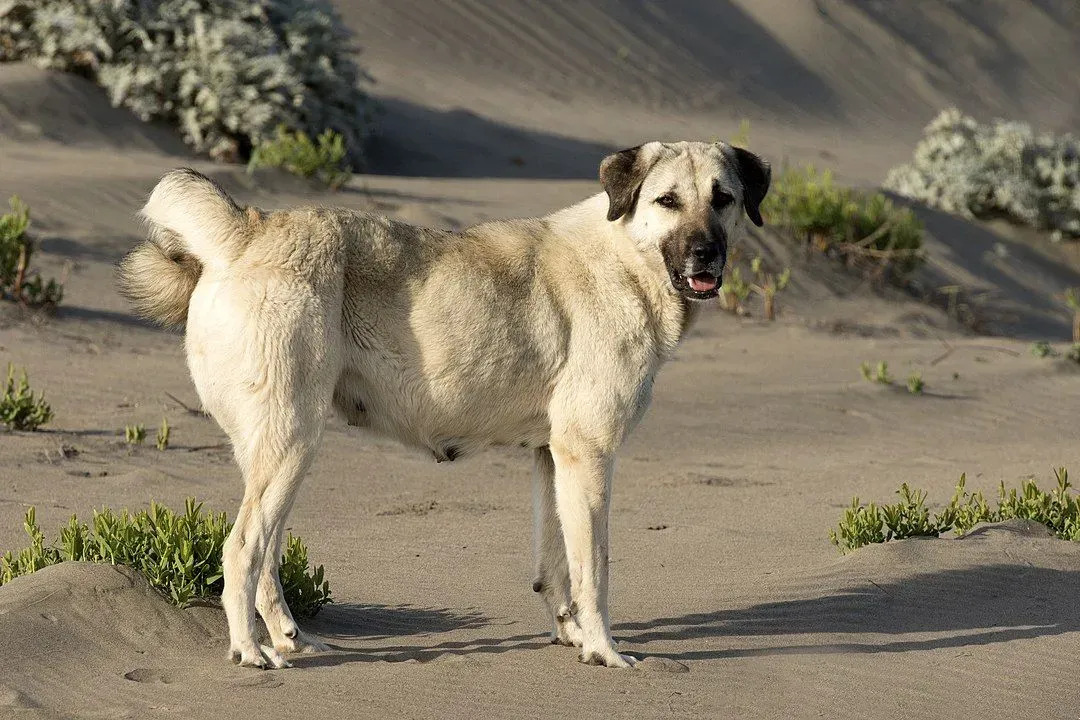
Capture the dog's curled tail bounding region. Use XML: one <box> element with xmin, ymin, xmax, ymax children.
<box><xmin>118</xmin><ymin>168</ymin><xmax>247</xmax><ymax>327</ymax></box>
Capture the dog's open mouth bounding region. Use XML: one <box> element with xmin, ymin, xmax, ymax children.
<box><xmin>669</xmin><ymin>269</ymin><xmax>722</xmax><ymax>300</ymax></box>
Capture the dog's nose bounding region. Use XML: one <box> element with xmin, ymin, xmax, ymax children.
<box><xmin>690</xmin><ymin>239</ymin><xmax>720</xmax><ymax>264</ymax></box>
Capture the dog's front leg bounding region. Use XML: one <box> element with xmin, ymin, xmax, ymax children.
<box><xmin>549</xmin><ymin>443</ymin><xmax>636</xmax><ymax>668</ymax></box>
<box><xmin>532</xmin><ymin>447</ymin><xmax>584</xmax><ymax>647</ymax></box>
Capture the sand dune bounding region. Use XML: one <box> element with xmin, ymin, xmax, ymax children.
<box><xmin>2</xmin><ymin>1</ymin><xmax>1080</xmax><ymax>717</ymax></box>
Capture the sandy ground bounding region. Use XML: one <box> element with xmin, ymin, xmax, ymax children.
<box><xmin>2</xmin><ymin>2</ymin><xmax>1080</xmax><ymax>718</ymax></box>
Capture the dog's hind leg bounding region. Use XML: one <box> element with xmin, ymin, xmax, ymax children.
<box><xmin>256</xmin><ymin>519</ymin><xmax>331</xmax><ymax>655</ymax></box>
<box><xmin>189</xmin><ymin>283</ymin><xmax>341</xmax><ymax>669</ymax></box>
<box><xmin>222</xmin><ymin>405</ymin><xmax>329</xmax><ymax>669</ymax></box>
<box><xmin>531</xmin><ymin>447</ymin><xmax>584</xmax><ymax>647</ymax></box>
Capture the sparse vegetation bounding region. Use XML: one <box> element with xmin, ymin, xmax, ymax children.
<box><xmin>0</xmin><ymin>196</ymin><xmax>63</xmax><ymax>308</ymax></box>
<box><xmin>0</xmin><ymin>499</ymin><xmax>331</xmax><ymax>618</ymax></box>
<box><xmin>748</xmin><ymin>256</ymin><xmax>791</xmax><ymax>321</ymax></box>
<box><xmin>830</xmin><ymin>468</ymin><xmax>1079</xmax><ymax>552</ymax></box>
<box><xmin>886</xmin><ymin>109</ymin><xmax>1080</xmax><ymax>241</ymax></box>
<box><xmin>1</xmin><ymin>364</ymin><xmax>53</xmax><ymax>431</ymax></box>
<box><xmin>860</xmin><ymin>361</ymin><xmax>892</xmax><ymax>385</ymax></box>
<box><xmin>906</xmin><ymin>371</ymin><xmax>924</xmax><ymax>395</ymax></box>
<box><xmin>721</xmin><ymin>265</ymin><xmax>752</xmax><ymax>315</ymax></box>
<box><xmin>124</xmin><ymin>423</ymin><xmax>146</xmax><ymax>446</ymax></box>
<box><xmin>729</xmin><ymin>119</ymin><xmax>752</xmax><ymax>147</ymax></box>
<box><xmin>248</xmin><ymin>125</ymin><xmax>351</xmax><ymax>188</ymax></box>
<box><xmin>762</xmin><ymin>165</ymin><xmax>924</xmax><ymax>282</ymax></box>
<box><xmin>1067</xmin><ymin>343</ymin><xmax>1080</xmax><ymax>365</ymax></box>
<box><xmin>1031</xmin><ymin>340</ymin><xmax>1055</xmax><ymax>358</ymax></box>
<box><xmin>155</xmin><ymin>417</ymin><xmax>170</xmax><ymax>451</ymax></box>
<box><xmin>1064</xmin><ymin>288</ymin><xmax>1080</xmax><ymax>343</ymax></box>
<box><xmin>0</xmin><ymin>0</ymin><xmax>371</xmax><ymax>166</ymax></box>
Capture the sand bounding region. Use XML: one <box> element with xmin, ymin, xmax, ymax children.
<box><xmin>2</xmin><ymin>1</ymin><xmax>1080</xmax><ymax>717</ymax></box>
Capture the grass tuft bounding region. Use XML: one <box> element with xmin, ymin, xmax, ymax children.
<box><xmin>0</xmin><ymin>499</ymin><xmax>331</xmax><ymax>618</ymax></box>
<box><xmin>830</xmin><ymin>468</ymin><xmax>1079</xmax><ymax>552</ymax></box>
<box><xmin>125</xmin><ymin>424</ymin><xmax>146</xmax><ymax>446</ymax></box>
<box><xmin>860</xmin><ymin>360</ymin><xmax>892</xmax><ymax>385</ymax></box>
<box><xmin>155</xmin><ymin>417</ymin><xmax>170</xmax><ymax>451</ymax></box>
<box><xmin>906</xmin><ymin>371</ymin><xmax>924</xmax><ymax>395</ymax></box>
<box><xmin>1</xmin><ymin>364</ymin><xmax>53</xmax><ymax>431</ymax></box>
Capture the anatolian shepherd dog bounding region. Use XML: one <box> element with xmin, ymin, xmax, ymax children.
<box><xmin>118</xmin><ymin>141</ymin><xmax>770</xmax><ymax>670</ymax></box>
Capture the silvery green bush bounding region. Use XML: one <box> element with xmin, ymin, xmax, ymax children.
<box><xmin>0</xmin><ymin>0</ymin><xmax>370</xmax><ymax>166</ymax></box>
<box><xmin>885</xmin><ymin>109</ymin><xmax>1080</xmax><ymax>241</ymax></box>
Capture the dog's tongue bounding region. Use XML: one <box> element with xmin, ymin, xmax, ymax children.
<box><xmin>688</xmin><ymin>274</ymin><xmax>718</xmax><ymax>292</ymax></box>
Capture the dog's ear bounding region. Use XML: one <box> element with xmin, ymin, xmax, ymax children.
<box><xmin>599</xmin><ymin>146</ymin><xmax>649</xmax><ymax>222</ymax></box>
<box><xmin>730</xmin><ymin>146</ymin><xmax>771</xmax><ymax>227</ymax></box>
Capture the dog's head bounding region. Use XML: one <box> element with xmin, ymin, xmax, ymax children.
<box><xmin>599</xmin><ymin>141</ymin><xmax>770</xmax><ymax>300</ymax></box>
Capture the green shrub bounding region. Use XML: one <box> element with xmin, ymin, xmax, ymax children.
<box><xmin>0</xmin><ymin>0</ymin><xmax>371</xmax><ymax>166</ymax></box>
<box><xmin>0</xmin><ymin>499</ymin><xmax>331</xmax><ymax>618</ymax></box>
<box><xmin>830</xmin><ymin>468</ymin><xmax>1079</xmax><ymax>552</ymax></box>
<box><xmin>0</xmin><ymin>196</ymin><xmax>63</xmax><ymax>307</ymax></box>
<box><xmin>248</xmin><ymin>125</ymin><xmax>350</xmax><ymax>188</ymax></box>
<box><xmin>762</xmin><ymin>165</ymin><xmax>924</xmax><ymax>280</ymax></box>
<box><xmin>1</xmin><ymin>364</ymin><xmax>53</xmax><ymax>431</ymax></box>
<box><xmin>1067</xmin><ymin>343</ymin><xmax>1080</xmax><ymax>365</ymax></box>
<box><xmin>1031</xmin><ymin>340</ymin><xmax>1055</xmax><ymax>358</ymax></box>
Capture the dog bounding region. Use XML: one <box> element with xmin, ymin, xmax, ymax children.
<box><xmin>117</xmin><ymin>140</ymin><xmax>770</xmax><ymax>669</ymax></box>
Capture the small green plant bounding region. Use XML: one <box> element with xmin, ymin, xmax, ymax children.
<box><xmin>730</xmin><ymin>119</ymin><xmax>752</xmax><ymax>147</ymax></box>
<box><xmin>1031</xmin><ymin>340</ymin><xmax>1056</xmax><ymax>358</ymax></box>
<box><xmin>748</xmin><ymin>256</ymin><xmax>791</xmax><ymax>321</ymax></box>
<box><xmin>830</xmin><ymin>468</ymin><xmax>1079</xmax><ymax>552</ymax></box>
<box><xmin>0</xmin><ymin>196</ymin><xmax>63</xmax><ymax>307</ymax></box>
<box><xmin>125</xmin><ymin>424</ymin><xmax>146</xmax><ymax>446</ymax></box>
<box><xmin>860</xmin><ymin>361</ymin><xmax>892</xmax><ymax>385</ymax></box>
<box><xmin>1064</xmin><ymin>288</ymin><xmax>1080</xmax><ymax>343</ymax></box>
<box><xmin>248</xmin><ymin>126</ymin><xmax>351</xmax><ymax>189</ymax></box>
<box><xmin>722</xmin><ymin>265</ymin><xmax>752</xmax><ymax>315</ymax></box>
<box><xmin>155</xmin><ymin>417</ymin><xmax>170</xmax><ymax>451</ymax></box>
<box><xmin>762</xmin><ymin>165</ymin><xmax>924</xmax><ymax>282</ymax></box>
<box><xmin>1</xmin><ymin>364</ymin><xmax>53</xmax><ymax>431</ymax></box>
<box><xmin>1066</xmin><ymin>343</ymin><xmax>1080</xmax><ymax>365</ymax></box>
<box><xmin>0</xmin><ymin>499</ymin><xmax>331</xmax><ymax>617</ymax></box>
<box><xmin>906</xmin><ymin>371</ymin><xmax>924</xmax><ymax>395</ymax></box>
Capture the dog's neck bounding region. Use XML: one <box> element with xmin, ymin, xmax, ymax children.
<box><xmin>548</xmin><ymin>193</ymin><xmax>701</xmax><ymax>354</ymax></box>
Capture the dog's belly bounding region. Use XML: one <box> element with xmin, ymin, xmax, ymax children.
<box><xmin>333</xmin><ymin>356</ymin><xmax>553</xmax><ymax>461</ymax></box>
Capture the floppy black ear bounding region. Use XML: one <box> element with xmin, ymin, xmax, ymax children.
<box><xmin>599</xmin><ymin>146</ymin><xmax>648</xmax><ymax>222</ymax></box>
<box><xmin>731</xmin><ymin>147</ymin><xmax>771</xmax><ymax>227</ymax></box>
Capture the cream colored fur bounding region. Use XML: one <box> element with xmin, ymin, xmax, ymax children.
<box><xmin>117</xmin><ymin>141</ymin><xmax>768</xmax><ymax>670</ymax></box>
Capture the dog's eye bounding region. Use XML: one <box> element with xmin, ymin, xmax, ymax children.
<box><xmin>712</xmin><ymin>190</ymin><xmax>734</xmax><ymax>210</ymax></box>
<box><xmin>655</xmin><ymin>194</ymin><xmax>679</xmax><ymax>209</ymax></box>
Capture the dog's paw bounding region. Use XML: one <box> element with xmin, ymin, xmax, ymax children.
<box><xmin>274</xmin><ymin>629</ymin><xmax>331</xmax><ymax>655</ymax></box>
<box><xmin>551</xmin><ymin>616</ymin><xmax>585</xmax><ymax>647</ymax></box>
<box><xmin>578</xmin><ymin>645</ymin><xmax>638</xmax><ymax>669</ymax></box>
<box><xmin>229</xmin><ymin>643</ymin><xmax>292</xmax><ymax>669</ymax></box>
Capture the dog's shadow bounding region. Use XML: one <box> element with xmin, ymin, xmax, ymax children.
<box><xmin>294</xmin><ymin>562</ymin><xmax>1080</xmax><ymax>668</ymax></box>
<box><xmin>295</xmin><ymin>602</ymin><xmax>548</xmax><ymax>668</ymax></box>
<box><xmin>295</xmin><ymin>561</ymin><xmax>1080</xmax><ymax>669</ymax></box>
<box><xmin>615</xmin><ymin>562</ymin><xmax>1080</xmax><ymax>661</ymax></box>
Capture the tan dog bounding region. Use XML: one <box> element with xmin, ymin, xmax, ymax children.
<box><xmin>118</xmin><ymin>141</ymin><xmax>770</xmax><ymax>669</ymax></box>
